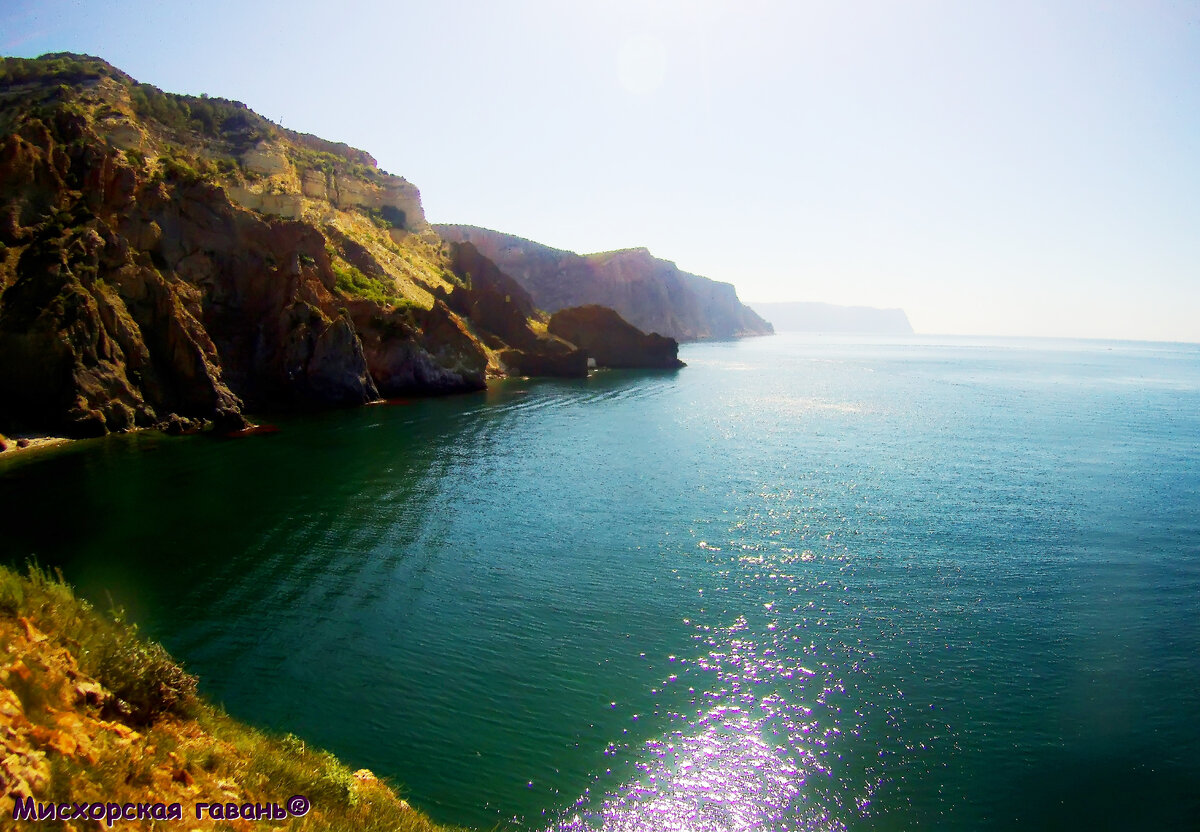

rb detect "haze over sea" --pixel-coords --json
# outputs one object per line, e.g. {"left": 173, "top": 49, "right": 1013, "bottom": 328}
{"left": 2, "top": 333, "right": 1198, "bottom": 831}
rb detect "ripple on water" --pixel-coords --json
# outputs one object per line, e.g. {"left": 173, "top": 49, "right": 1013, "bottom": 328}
{"left": 546, "top": 533, "right": 888, "bottom": 832}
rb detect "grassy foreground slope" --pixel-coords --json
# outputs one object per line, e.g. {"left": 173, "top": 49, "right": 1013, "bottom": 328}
{"left": 0, "top": 564, "right": 463, "bottom": 831}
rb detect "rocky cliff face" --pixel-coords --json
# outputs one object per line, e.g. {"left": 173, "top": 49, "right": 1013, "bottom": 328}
{"left": 548, "top": 305, "right": 683, "bottom": 370}
{"left": 445, "top": 242, "right": 586, "bottom": 378}
{"left": 0, "top": 55, "right": 586, "bottom": 437}
{"left": 435, "top": 225, "right": 773, "bottom": 341}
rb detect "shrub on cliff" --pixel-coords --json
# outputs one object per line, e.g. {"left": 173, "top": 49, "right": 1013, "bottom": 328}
{"left": 0, "top": 564, "right": 197, "bottom": 725}
{"left": 332, "top": 260, "right": 406, "bottom": 307}
{"left": 0, "top": 563, "right": 462, "bottom": 830}
{"left": 0, "top": 54, "right": 114, "bottom": 88}
{"left": 95, "top": 613, "right": 198, "bottom": 725}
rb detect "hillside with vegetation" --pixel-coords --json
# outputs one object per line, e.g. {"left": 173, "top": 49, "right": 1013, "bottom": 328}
{"left": 0, "top": 53, "right": 600, "bottom": 439}
{"left": 0, "top": 564, "right": 460, "bottom": 831}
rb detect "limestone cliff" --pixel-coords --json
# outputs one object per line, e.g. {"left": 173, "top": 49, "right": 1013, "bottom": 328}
{"left": 435, "top": 225, "right": 773, "bottom": 341}
{"left": 0, "top": 55, "right": 581, "bottom": 437}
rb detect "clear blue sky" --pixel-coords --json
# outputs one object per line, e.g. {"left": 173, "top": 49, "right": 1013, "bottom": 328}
{"left": 4, "top": 1, "right": 1199, "bottom": 341}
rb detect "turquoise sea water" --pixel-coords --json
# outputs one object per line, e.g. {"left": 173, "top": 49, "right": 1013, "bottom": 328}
{"left": 2, "top": 334, "right": 1199, "bottom": 831}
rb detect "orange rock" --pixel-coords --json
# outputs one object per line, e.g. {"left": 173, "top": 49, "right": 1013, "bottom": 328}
{"left": 0, "top": 688, "right": 25, "bottom": 719}
{"left": 19, "top": 616, "right": 48, "bottom": 643}
{"left": 47, "top": 729, "right": 77, "bottom": 756}
{"left": 99, "top": 720, "right": 138, "bottom": 740}
{"left": 172, "top": 767, "right": 194, "bottom": 786}
{"left": 5, "top": 659, "right": 31, "bottom": 682}
{"left": 56, "top": 647, "right": 79, "bottom": 672}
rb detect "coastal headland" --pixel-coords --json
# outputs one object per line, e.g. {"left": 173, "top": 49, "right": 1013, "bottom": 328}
{"left": 0, "top": 54, "right": 765, "bottom": 445}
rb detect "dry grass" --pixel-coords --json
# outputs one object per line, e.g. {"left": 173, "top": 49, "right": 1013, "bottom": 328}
{"left": 0, "top": 563, "right": 466, "bottom": 831}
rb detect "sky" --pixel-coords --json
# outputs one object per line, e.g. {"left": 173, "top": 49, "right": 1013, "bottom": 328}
{"left": 3, "top": 0, "right": 1199, "bottom": 341}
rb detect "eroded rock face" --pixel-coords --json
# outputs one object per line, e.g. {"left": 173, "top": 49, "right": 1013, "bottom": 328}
{"left": 241, "top": 142, "right": 290, "bottom": 177}
{"left": 0, "top": 74, "right": 443, "bottom": 435}
{"left": 235, "top": 133, "right": 426, "bottom": 230}
{"left": 497, "top": 346, "right": 588, "bottom": 378}
{"left": 548, "top": 305, "right": 685, "bottom": 370}
{"left": 446, "top": 241, "right": 540, "bottom": 348}
{"left": 224, "top": 186, "right": 303, "bottom": 220}
{"left": 1, "top": 55, "right": 676, "bottom": 438}
{"left": 349, "top": 299, "right": 487, "bottom": 396}
{"left": 446, "top": 242, "right": 586, "bottom": 378}
{"left": 436, "top": 225, "right": 773, "bottom": 341}
{"left": 330, "top": 174, "right": 423, "bottom": 230}
{"left": 0, "top": 215, "right": 244, "bottom": 437}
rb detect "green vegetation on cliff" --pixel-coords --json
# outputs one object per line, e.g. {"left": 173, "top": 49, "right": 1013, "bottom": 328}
{"left": 0, "top": 53, "right": 273, "bottom": 146}
{"left": 0, "top": 54, "right": 493, "bottom": 436}
{"left": 0, "top": 53, "right": 702, "bottom": 441}
{"left": 0, "top": 564, "right": 462, "bottom": 831}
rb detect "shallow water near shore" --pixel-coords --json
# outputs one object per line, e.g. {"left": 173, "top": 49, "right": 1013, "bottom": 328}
{"left": 3, "top": 333, "right": 1199, "bottom": 830}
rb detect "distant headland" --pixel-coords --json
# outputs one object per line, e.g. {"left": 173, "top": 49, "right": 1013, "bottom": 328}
{"left": 747, "top": 302, "right": 914, "bottom": 335}
{"left": 0, "top": 53, "right": 772, "bottom": 445}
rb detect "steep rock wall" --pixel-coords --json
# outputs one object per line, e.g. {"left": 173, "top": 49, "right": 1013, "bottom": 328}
{"left": 435, "top": 225, "right": 773, "bottom": 341}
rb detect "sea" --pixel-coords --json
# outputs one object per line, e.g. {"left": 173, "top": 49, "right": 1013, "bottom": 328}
{"left": 2, "top": 333, "right": 1198, "bottom": 831}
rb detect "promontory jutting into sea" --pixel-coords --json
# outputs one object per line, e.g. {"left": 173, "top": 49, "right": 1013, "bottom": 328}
{"left": 0, "top": 53, "right": 1198, "bottom": 832}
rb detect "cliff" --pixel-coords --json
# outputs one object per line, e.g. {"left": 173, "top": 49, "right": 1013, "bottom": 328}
{"left": 548, "top": 305, "right": 684, "bottom": 369}
{"left": 0, "top": 54, "right": 583, "bottom": 438}
{"left": 747, "top": 301, "right": 914, "bottom": 334}
{"left": 434, "top": 225, "right": 773, "bottom": 341}
{"left": 445, "top": 241, "right": 585, "bottom": 378}
{"left": 0, "top": 564, "right": 459, "bottom": 831}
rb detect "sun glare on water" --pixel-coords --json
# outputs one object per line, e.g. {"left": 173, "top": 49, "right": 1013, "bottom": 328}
{"left": 546, "top": 550, "right": 862, "bottom": 832}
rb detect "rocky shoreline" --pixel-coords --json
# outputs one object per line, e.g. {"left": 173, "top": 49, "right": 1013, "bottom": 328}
{"left": 0, "top": 433, "right": 72, "bottom": 455}
{"left": 0, "top": 55, "right": 703, "bottom": 443}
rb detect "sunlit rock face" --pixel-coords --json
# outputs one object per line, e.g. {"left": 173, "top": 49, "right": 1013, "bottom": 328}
{"left": 446, "top": 241, "right": 587, "bottom": 378}
{"left": 435, "top": 225, "right": 773, "bottom": 342}
{"left": 236, "top": 135, "right": 426, "bottom": 231}
{"left": 0, "top": 55, "right": 562, "bottom": 436}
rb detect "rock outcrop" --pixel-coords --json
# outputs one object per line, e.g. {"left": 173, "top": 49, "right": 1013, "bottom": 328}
{"left": 0, "top": 54, "right": 602, "bottom": 437}
{"left": 348, "top": 298, "right": 489, "bottom": 395}
{"left": 445, "top": 241, "right": 585, "bottom": 378}
{"left": 435, "top": 225, "right": 774, "bottom": 341}
{"left": 548, "top": 305, "right": 684, "bottom": 369}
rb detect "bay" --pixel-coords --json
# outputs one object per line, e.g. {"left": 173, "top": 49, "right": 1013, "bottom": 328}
{"left": 2, "top": 333, "right": 1198, "bottom": 830}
